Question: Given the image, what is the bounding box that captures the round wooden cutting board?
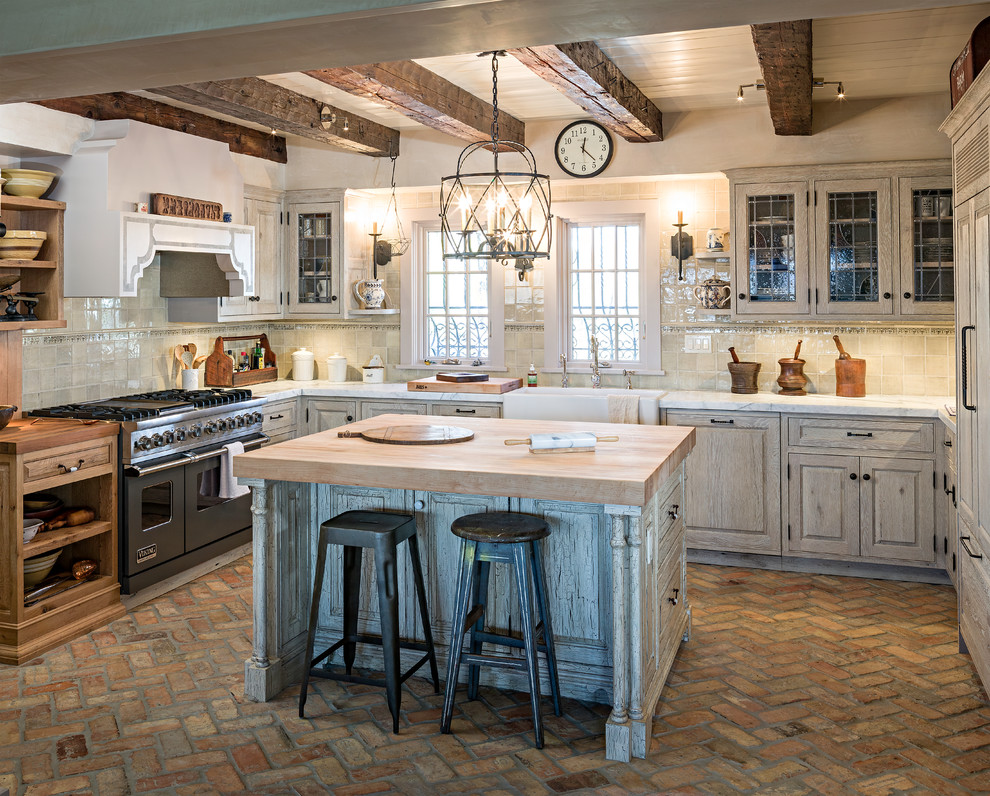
[338,424,475,445]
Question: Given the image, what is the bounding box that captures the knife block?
[777,358,808,396]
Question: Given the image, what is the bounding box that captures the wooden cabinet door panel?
[788,453,859,556]
[955,196,979,529]
[975,199,990,546]
[360,401,428,420]
[860,457,935,563]
[666,411,781,554]
[306,399,357,434]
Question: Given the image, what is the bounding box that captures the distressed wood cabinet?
[261,398,299,445]
[304,399,357,434]
[220,187,284,319]
[664,410,781,554]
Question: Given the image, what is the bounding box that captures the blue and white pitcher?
[354,278,386,309]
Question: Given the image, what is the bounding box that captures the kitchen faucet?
[590,336,602,389]
[559,353,568,388]
[623,369,635,390]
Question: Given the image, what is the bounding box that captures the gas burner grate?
[29,388,255,422]
[127,388,253,407]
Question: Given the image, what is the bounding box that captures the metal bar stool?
[440,511,562,748]
[298,510,439,733]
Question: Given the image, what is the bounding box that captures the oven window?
[141,481,173,531]
[195,463,241,510]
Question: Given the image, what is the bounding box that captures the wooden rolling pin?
[43,507,95,532]
[504,432,618,454]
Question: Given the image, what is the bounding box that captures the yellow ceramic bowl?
[23,548,61,588]
[0,230,47,261]
[1,168,56,198]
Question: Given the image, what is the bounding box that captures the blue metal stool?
[298,510,439,733]
[440,511,562,748]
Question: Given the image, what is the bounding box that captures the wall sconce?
[320,105,350,133]
[671,210,693,281]
[737,79,846,101]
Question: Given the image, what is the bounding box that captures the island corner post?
[234,414,695,762]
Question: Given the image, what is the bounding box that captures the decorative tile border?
[661,323,955,336]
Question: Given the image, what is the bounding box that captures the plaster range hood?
[32,119,254,300]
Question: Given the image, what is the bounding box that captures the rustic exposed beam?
[149,77,399,157]
[510,42,662,143]
[304,61,525,146]
[750,20,814,136]
[34,93,288,163]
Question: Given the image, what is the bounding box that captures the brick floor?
[1,559,988,794]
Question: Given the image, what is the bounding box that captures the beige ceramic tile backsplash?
[20,177,954,410]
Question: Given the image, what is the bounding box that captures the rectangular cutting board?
[407,376,523,394]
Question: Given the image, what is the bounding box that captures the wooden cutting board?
[407,376,522,394]
[337,424,475,445]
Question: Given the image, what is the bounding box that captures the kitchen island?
[233,414,695,761]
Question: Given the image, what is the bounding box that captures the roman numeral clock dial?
[554,120,614,178]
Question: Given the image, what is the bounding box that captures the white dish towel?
[607,393,640,424]
[219,441,250,499]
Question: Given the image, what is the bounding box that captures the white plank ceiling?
[261,3,990,129]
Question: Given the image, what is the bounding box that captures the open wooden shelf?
[23,574,118,619]
[0,196,65,211]
[0,259,57,270]
[23,520,112,557]
[0,320,67,331]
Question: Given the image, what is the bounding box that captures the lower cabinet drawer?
[262,399,298,437]
[428,402,501,418]
[23,440,113,484]
[788,417,934,453]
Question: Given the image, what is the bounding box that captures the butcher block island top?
[233,413,695,506]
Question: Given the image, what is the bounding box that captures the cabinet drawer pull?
[944,439,953,448]
[57,459,85,474]
[962,325,976,411]
[710,419,734,425]
[960,536,983,559]
[668,588,679,606]
[667,504,680,521]
[455,408,477,414]
[268,414,284,420]
[846,432,873,437]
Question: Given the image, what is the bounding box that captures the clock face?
[554,120,614,178]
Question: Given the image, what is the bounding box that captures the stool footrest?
[461,651,527,671]
[307,651,434,688]
[471,628,550,653]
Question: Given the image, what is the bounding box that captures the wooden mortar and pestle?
[833,335,866,397]
[777,340,808,396]
[727,347,761,394]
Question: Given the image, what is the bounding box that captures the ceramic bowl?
[0,230,47,261]
[23,492,60,512]
[0,168,56,198]
[0,405,17,431]
[22,518,44,545]
[23,548,61,588]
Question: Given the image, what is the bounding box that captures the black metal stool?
[298,510,439,732]
[440,511,562,748]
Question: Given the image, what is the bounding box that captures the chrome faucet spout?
[559,353,568,388]
[590,336,602,389]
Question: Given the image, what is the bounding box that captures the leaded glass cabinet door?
[898,176,954,317]
[732,181,810,316]
[287,201,342,316]
[813,178,893,316]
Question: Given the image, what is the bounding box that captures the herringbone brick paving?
[1,558,988,795]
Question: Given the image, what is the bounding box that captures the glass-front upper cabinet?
[898,177,954,317]
[813,178,893,316]
[731,181,811,315]
[287,201,342,316]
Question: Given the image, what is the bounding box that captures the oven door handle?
[124,434,270,476]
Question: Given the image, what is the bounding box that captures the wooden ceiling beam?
[148,77,399,157]
[750,20,814,136]
[304,61,525,146]
[34,93,288,163]
[510,41,662,143]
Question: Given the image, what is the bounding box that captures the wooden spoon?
[192,354,209,369]
[728,347,741,364]
[173,344,187,369]
[793,340,803,360]
[177,343,196,370]
[833,335,851,360]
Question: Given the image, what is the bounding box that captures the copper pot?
[0,405,17,431]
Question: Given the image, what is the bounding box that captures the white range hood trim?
[120,212,255,296]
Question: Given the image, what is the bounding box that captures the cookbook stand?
[204,333,278,387]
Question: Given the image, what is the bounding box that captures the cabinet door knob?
[668,504,680,521]
[330,295,338,302]
[883,292,891,299]
[738,292,746,300]
[850,472,858,480]
[346,415,353,422]
[862,473,871,481]
[414,499,425,511]
[668,588,679,606]
[904,292,912,299]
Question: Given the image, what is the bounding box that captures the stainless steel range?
[31,388,268,593]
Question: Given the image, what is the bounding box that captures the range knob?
[163,431,175,444]
[236,415,246,428]
[190,424,203,438]
[151,433,165,448]
[136,436,152,451]
[252,411,264,423]
[218,418,231,431]
[205,421,218,434]
[175,427,187,441]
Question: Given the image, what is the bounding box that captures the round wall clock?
[554,120,614,178]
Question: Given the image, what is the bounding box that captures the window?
[544,201,661,374]
[567,221,642,363]
[401,220,504,368]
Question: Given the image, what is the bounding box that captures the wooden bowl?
[0,230,46,260]
[0,168,56,198]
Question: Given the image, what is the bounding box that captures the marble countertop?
[249,379,956,428]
